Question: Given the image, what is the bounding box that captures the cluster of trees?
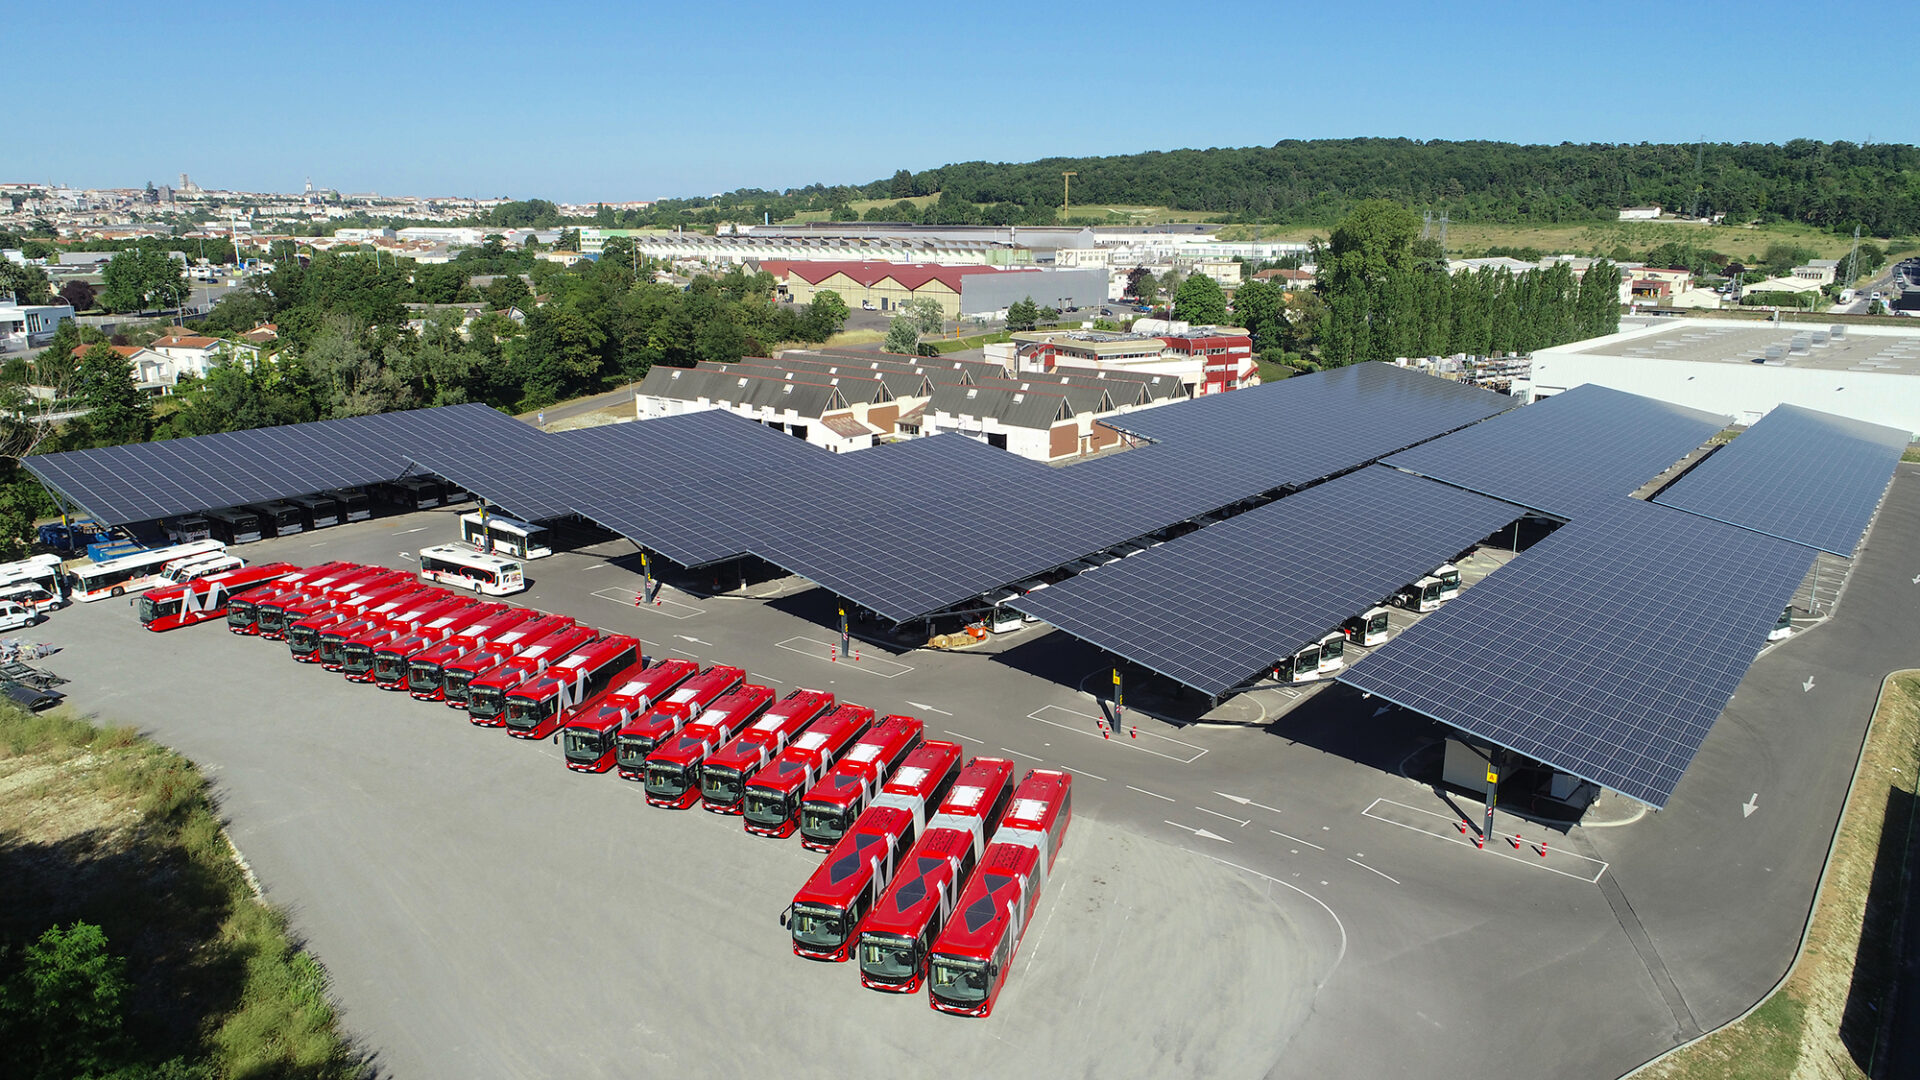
[592,139,1920,236]
[0,921,150,1080]
[1310,201,1621,368]
[883,298,946,355]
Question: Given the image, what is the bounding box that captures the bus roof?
[929,841,1041,959]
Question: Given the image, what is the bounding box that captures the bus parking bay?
[34,498,1868,1079]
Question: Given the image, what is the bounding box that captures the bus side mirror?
[778,905,792,929]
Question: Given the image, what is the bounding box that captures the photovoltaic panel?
[1383,384,1729,518]
[22,403,540,526]
[1006,466,1526,696]
[1652,404,1910,556]
[1337,498,1814,808]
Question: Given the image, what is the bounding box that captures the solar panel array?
[1384,384,1729,518]
[1653,404,1911,556]
[22,403,543,526]
[1008,466,1526,695]
[1337,497,1814,808]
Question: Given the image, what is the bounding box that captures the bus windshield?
[287,625,321,653]
[137,596,181,625]
[701,766,743,804]
[645,761,692,799]
[801,803,850,844]
[789,904,846,950]
[859,933,918,983]
[443,670,477,702]
[616,736,656,767]
[743,789,793,826]
[467,685,507,719]
[563,729,603,760]
[340,644,376,676]
[505,695,555,729]
[374,652,408,681]
[929,955,990,1005]
[408,662,443,693]
[226,599,258,629]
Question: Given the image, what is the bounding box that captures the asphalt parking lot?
[32,468,1920,1078]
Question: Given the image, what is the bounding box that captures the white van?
[0,599,42,633]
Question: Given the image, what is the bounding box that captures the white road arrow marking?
[1803,675,1816,692]
[1165,820,1233,844]
[1372,705,1392,717]
[1743,793,1759,818]
[1216,791,1286,816]
[674,635,712,646]
[905,700,954,717]
[1911,572,1920,584]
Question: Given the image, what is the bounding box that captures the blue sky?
[16,0,1911,202]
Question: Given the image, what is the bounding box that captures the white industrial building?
[1529,320,1920,438]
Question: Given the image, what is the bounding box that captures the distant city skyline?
[13,0,1913,204]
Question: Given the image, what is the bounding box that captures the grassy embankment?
[0,705,362,1078]
[1635,673,1920,1080]
[1219,219,1916,264]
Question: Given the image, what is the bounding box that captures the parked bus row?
[137,557,1071,1017]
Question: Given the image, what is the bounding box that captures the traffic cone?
[1474,834,1484,850]
[1129,724,1137,739]
[1510,833,1523,850]
[1455,819,1468,834]
[1538,839,1548,859]
[829,646,838,663]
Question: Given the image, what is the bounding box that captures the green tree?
[899,297,945,337]
[1005,297,1042,332]
[1173,274,1228,325]
[0,261,52,305]
[0,921,130,1080]
[72,343,153,446]
[98,248,188,313]
[1124,267,1159,306]
[804,290,849,340]
[884,318,919,355]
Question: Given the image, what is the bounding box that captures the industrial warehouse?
[23,361,1909,819]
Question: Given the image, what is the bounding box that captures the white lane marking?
[1164,820,1232,843]
[1001,747,1045,762]
[905,699,953,716]
[748,672,784,685]
[1743,793,1759,818]
[1027,705,1206,763]
[774,637,914,678]
[668,647,699,658]
[1127,785,1175,802]
[308,541,326,548]
[942,728,980,742]
[1216,791,1285,815]
[1271,829,1324,851]
[592,587,704,619]
[1346,858,1400,884]
[1194,806,1251,827]
[1194,854,1347,987]
[1359,798,1609,883]
[1059,765,1107,782]
[398,527,428,534]
[675,634,712,646]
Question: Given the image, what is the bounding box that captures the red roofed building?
[763,260,1042,318]
[150,333,257,377]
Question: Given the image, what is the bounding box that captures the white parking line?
[1000,747,1045,762]
[942,728,979,742]
[1346,858,1400,884]
[1194,806,1250,827]
[1027,705,1207,763]
[1127,785,1175,802]
[1359,797,1609,883]
[1271,829,1325,851]
[747,672,784,685]
[398,527,428,534]
[668,647,699,658]
[774,637,914,678]
[591,587,704,620]
[1060,765,1108,782]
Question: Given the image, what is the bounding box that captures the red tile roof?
[73,344,149,359]
[761,260,1037,293]
[152,335,221,349]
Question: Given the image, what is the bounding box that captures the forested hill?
[630,139,1920,235]
[891,139,1920,231]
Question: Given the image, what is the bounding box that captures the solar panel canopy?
[1384,384,1728,518]
[22,403,538,526]
[1652,403,1910,556]
[1337,498,1814,808]
[1009,466,1525,696]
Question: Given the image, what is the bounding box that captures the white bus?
[160,552,246,584]
[69,540,227,602]
[417,543,526,597]
[0,554,67,598]
[459,512,552,559]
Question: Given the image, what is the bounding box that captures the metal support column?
[476,499,491,553]
[640,550,658,604]
[1481,748,1502,849]
[839,606,851,659]
[1112,667,1124,731]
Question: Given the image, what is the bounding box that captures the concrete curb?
[1619,667,1916,1078]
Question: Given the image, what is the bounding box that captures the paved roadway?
[33,465,1920,1078]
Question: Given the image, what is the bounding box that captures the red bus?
[257,565,405,640]
[927,769,1073,1017]
[137,563,297,631]
[339,593,474,682]
[698,688,836,815]
[641,683,775,808]
[405,607,543,700]
[287,581,422,663]
[858,823,983,993]
[613,665,744,780]
[464,623,599,727]
[310,585,433,670]
[783,752,1007,962]
[502,634,642,740]
[224,561,354,635]
[742,704,876,838]
[438,613,578,708]
[371,602,506,690]
[562,659,699,773]
[798,714,925,853]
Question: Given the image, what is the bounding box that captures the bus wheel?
[111,587,124,597]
